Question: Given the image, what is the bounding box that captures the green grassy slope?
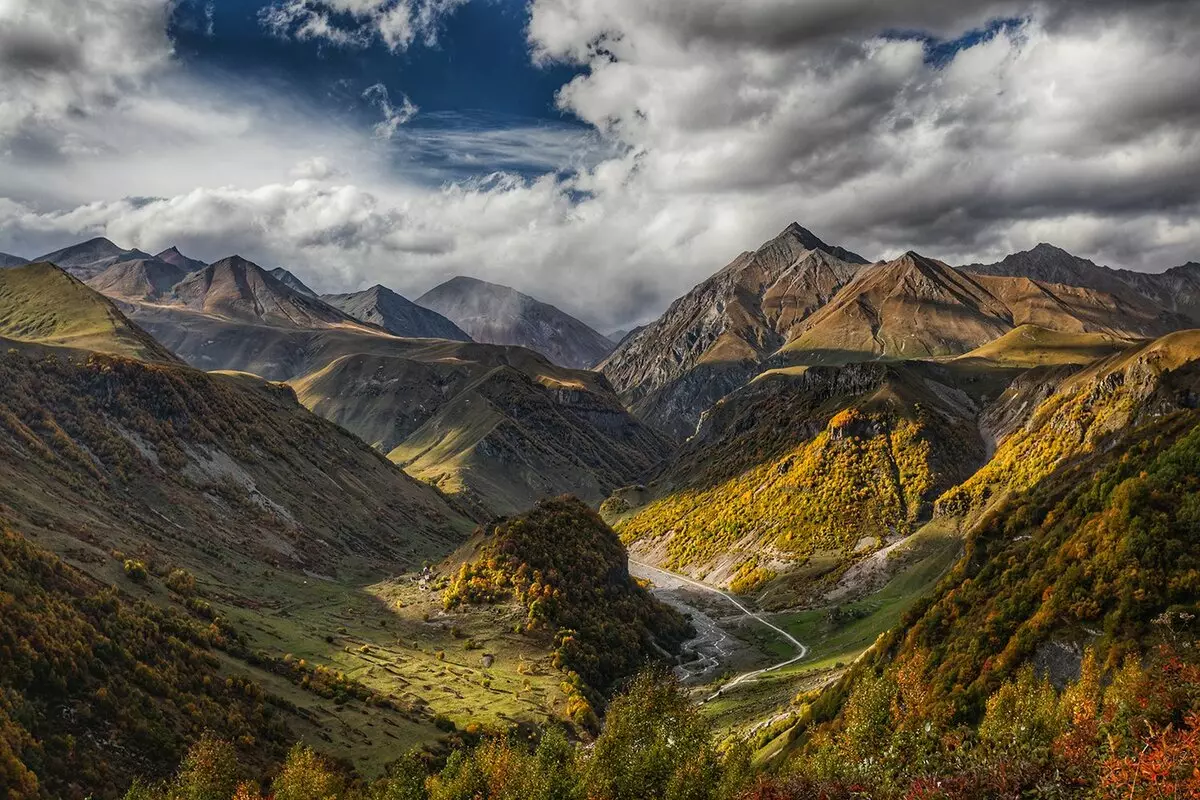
[0,342,584,781]
[0,263,176,362]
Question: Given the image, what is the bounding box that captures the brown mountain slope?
[966,242,1200,325]
[117,295,671,519]
[388,363,673,517]
[0,263,177,362]
[171,255,375,330]
[601,223,866,403]
[154,245,208,273]
[780,252,1015,362]
[34,237,152,279]
[86,257,191,301]
[780,252,1176,364]
[599,224,867,438]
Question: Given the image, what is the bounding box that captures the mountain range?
[600,225,1192,439]
[5,222,1200,798]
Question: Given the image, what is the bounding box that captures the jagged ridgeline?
[443,497,693,716]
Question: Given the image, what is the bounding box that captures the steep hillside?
[954,324,1130,368]
[444,497,692,706]
[784,253,1177,366]
[610,361,987,596]
[0,251,27,267]
[939,330,1200,521]
[0,338,509,779]
[417,276,613,368]
[599,223,867,436]
[387,361,673,517]
[34,237,151,279]
[797,332,1200,715]
[0,342,470,572]
[154,245,207,273]
[86,257,190,301]
[781,252,1014,362]
[120,289,669,519]
[172,256,373,330]
[0,523,293,799]
[268,266,317,297]
[967,243,1200,325]
[323,284,471,340]
[0,263,177,361]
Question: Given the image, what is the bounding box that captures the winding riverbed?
[629,559,808,699]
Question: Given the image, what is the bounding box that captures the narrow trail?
[630,559,809,700]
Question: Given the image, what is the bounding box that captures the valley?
[3,224,1200,799]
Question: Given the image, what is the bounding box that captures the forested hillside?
[444,498,694,716]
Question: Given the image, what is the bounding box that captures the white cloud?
[0,0,173,144]
[259,0,469,52]
[2,0,1200,331]
[362,83,419,139]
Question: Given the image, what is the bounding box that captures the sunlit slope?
[0,263,177,361]
[610,361,988,594]
[953,324,1132,368]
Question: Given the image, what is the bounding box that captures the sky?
[1,0,1199,330]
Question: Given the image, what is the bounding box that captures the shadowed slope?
[324,284,471,341]
[86,257,190,301]
[417,276,613,368]
[34,237,152,280]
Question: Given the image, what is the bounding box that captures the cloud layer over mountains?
[1,0,1198,329]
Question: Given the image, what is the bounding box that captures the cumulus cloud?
[259,0,469,52]
[0,0,173,144]
[2,0,1200,331]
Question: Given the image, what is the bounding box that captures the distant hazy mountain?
[34,237,152,279]
[86,257,191,302]
[269,266,318,297]
[416,276,613,369]
[0,252,27,267]
[154,245,207,273]
[323,284,471,340]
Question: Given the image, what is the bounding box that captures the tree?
[583,670,721,800]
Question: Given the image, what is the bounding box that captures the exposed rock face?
[416,276,613,369]
[269,267,317,297]
[323,284,471,341]
[966,243,1200,325]
[599,223,868,436]
[155,246,208,274]
[34,237,152,280]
